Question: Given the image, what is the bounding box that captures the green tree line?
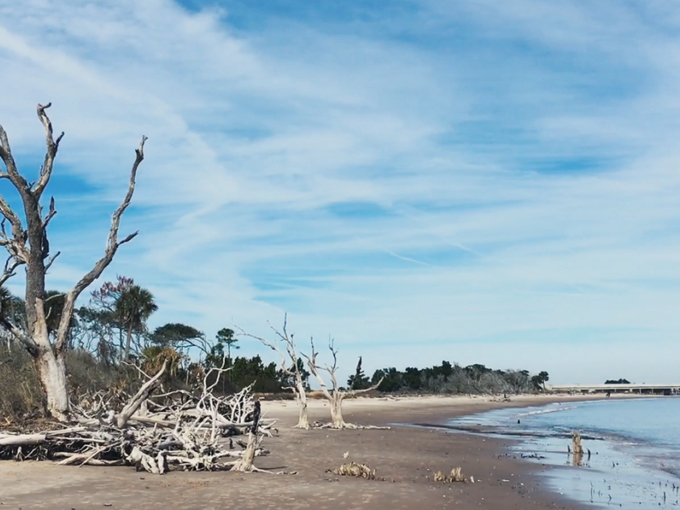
[369,362,549,394]
[0,276,550,419]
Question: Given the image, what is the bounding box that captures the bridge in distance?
[549,383,680,395]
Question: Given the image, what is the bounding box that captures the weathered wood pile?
[0,363,274,474]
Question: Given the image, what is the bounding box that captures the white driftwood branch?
[55,135,147,353]
[1,362,274,474]
[116,360,168,428]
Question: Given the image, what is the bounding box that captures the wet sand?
[0,394,607,509]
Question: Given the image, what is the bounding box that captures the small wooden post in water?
[571,431,584,466]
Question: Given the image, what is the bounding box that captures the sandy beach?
[0,394,611,509]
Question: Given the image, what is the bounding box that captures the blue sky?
[1,0,680,384]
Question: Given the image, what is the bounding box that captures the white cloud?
[1,0,680,384]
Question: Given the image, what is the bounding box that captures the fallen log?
[0,433,46,446]
[117,361,168,428]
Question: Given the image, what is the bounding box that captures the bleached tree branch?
[34,103,64,198]
[55,135,147,353]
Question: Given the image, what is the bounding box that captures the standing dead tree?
[238,315,310,429]
[303,338,384,429]
[0,104,145,421]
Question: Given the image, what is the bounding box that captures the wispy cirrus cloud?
[0,0,679,384]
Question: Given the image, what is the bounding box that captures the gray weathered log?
[116,360,167,428]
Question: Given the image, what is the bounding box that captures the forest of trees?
[0,108,552,424]
[0,272,551,419]
[0,276,312,416]
[368,363,549,394]
[0,272,552,418]
[0,274,551,419]
[0,105,563,484]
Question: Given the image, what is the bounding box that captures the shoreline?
[261,392,614,509]
[0,393,638,509]
[261,392,655,509]
[260,391,643,430]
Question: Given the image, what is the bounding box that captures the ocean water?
[446,398,680,508]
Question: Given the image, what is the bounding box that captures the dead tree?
[0,104,145,421]
[303,338,383,429]
[238,316,310,429]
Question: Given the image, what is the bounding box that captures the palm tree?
[0,286,14,320]
[216,328,238,359]
[44,290,69,339]
[116,285,158,361]
[0,287,27,351]
[0,286,11,350]
[0,287,25,328]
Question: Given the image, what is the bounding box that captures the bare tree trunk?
[231,431,258,471]
[0,104,146,421]
[117,361,167,428]
[231,401,261,472]
[34,347,69,421]
[124,322,133,362]
[294,381,310,429]
[329,393,345,429]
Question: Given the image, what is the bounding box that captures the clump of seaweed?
[330,462,378,480]
[433,466,469,483]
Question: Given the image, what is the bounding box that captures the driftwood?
[0,365,274,474]
[229,401,271,473]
